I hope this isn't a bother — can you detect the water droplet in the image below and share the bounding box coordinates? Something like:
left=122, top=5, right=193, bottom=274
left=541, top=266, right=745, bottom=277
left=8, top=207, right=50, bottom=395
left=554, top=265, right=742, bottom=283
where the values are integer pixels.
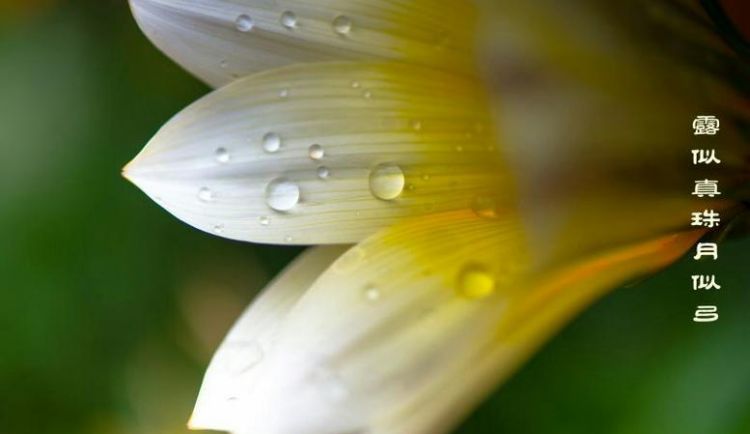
left=279, top=88, right=289, bottom=98
left=198, top=187, right=215, bottom=202
left=265, top=178, right=300, bottom=212
left=369, top=163, right=405, bottom=201
left=457, top=264, right=496, bottom=299
left=280, top=11, right=297, bottom=29
left=235, top=14, right=254, bottom=32
left=411, top=120, right=423, bottom=131
left=333, top=246, right=365, bottom=274
left=222, top=341, right=264, bottom=374
left=215, top=147, right=230, bottom=163
left=363, top=90, right=373, bottom=99
left=407, top=183, right=416, bottom=191
left=308, top=144, right=325, bottom=160
left=455, top=145, right=464, bottom=152
left=262, top=132, right=282, bottom=153
left=317, top=166, right=330, bottom=179
left=351, top=81, right=361, bottom=89
left=364, top=285, right=381, bottom=302
left=421, top=173, right=431, bottom=181
left=258, top=215, right=270, bottom=226
left=332, top=15, right=352, bottom=35
left=284, top=235, right=294, bottom=243
left=219, top=59, right=229, bottom=69
left=213, top=224, right=225, bottom=234
left=471, top=196, right=498, bottom=219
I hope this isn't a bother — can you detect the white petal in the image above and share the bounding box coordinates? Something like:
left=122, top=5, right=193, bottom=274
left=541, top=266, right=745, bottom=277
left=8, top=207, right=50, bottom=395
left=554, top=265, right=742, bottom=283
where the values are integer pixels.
left=129, top=0, right=477, bottom=87
left=124, top=62, right=505, bottom=245
left=188, top=245, right=347, bottom=432
left=232, top=211, right=702, bottom=434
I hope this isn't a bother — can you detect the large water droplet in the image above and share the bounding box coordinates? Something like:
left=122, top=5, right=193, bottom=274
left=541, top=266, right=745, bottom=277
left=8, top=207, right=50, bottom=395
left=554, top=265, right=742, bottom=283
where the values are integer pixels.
left=265, top=178, right=300, bottom=212
left=280, top=11, right=297, bottom=29
left=198, top=187, right=215, bottom=202
left=369, top=163, right=405, bottom=200
left=222, top=341, right=264, bottom=374
left=332, top=15, right=352, bottom=35
left=308, top=144, right=325, bottom=160
left=215, top=147, right=230, bottom=163
left=457, top=264, right=496, bottom=299
left=262, top=132, right=282, bottom=153
left=235, top=14, right=254, bottom=32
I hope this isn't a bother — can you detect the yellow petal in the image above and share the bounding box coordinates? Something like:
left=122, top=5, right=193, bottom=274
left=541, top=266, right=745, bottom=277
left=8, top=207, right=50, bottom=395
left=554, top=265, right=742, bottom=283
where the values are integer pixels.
left=129, top=0, right=477, bottom=87
left=229, top=211, right=702, bottom=434
left=124, top=62, right=507, bottom=245
left=188, top=245, right=347, bottom=432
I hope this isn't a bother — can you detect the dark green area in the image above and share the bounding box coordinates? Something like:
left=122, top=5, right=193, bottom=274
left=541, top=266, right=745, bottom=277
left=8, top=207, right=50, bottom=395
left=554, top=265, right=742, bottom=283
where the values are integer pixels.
left=0, top=2, right=747, bottom=434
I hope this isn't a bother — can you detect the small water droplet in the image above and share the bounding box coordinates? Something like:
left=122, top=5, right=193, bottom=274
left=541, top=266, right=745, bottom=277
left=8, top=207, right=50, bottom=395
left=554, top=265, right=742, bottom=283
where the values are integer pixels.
left=407, top=183, right=416, bottom=191
left=457, top=264, right=496, bottom=299
left=280, top=11, right=297, bottom=29
left=219, top=59, right=229, bottom=69
left=213, top=224, right=225, bottom=234
left=369, top=163, right=405, bottom=201
left=455, top=145, right=464, bottom=152
left=279, top=88, right=289, bottom=98
left=311, top=366, right=349, bottom=401
left=308, top=144, right=325, bottom=160
left=262, top=132, right=282, bottom=153
left=411, top=120, right=423, bottom=131
left=471, top=196, right=498, bottom=219
left=265, top=178, right=300, bottom=212
left=215, top=147, right=230, bottom=163
left=364, top=285, right=381, bottom=302
left=332, top=15, right=352, bottom=35
left=351, top=81, right=361, bottom=89
left=421, top=173, right=431, bottom=181
left=235, top=14, right=254, bottom=32
left=198, top=187, right=215, bottom=202
left=258, top=215, right=270, bottom=226
left=317, top=166, right=330, bottom=179
left=284, top=235, right=294, bottom=243
left=223, top=341, right=264, bottom=374
left=333, top=246, right=365, bottom=274
left=363, top=90, right=373, bottom=99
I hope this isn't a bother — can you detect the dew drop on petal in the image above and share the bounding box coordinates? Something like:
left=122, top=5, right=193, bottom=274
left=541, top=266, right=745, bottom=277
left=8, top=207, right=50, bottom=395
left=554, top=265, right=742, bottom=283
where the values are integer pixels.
left=235, top=14, right=254, bottom=32
left=265, top=178, right=300, bottom=212
left=222, top=341, right=264, bottom=374
left=363, top=90, right=373, bottom=99
left=279, top=88, right=289, bottom=98
left=308, top=144, right=325, bottom=160
left=284, top=235, right=294, bottom=243
left=280, top=11, right=297, bottom=29
left=317, top=166, right=330, bottom=179
left=411, top=120, right=423, bottom=131
left=258, top=215, right=270, bottom=226
left=364, top=285, right=381, bottom=302
left=369, top=163, right=405, bottom=201
left=198, top=187, right=215, bottom=202
left=351, top=81, right=361, bottom=89
left=471, top=196, right=498, bottom=219
left=262, top=132, right=282, bottom=153
left=213, top=224, right=225, bottom=234
left=457, top=264, right=496, bottom=299
left=215, top=147, right=230, bottom=163
left=219, top=59, right=229, bottom=69
left=332, top=15, right=352, bottom=35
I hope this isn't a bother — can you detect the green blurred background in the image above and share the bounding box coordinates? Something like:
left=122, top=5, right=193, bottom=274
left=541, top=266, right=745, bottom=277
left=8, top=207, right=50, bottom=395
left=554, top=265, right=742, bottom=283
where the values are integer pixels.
left=0, top=1, right=748, bottom=434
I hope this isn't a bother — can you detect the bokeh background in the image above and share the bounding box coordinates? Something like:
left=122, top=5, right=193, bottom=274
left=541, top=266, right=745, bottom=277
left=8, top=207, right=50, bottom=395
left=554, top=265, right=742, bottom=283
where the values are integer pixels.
left=1, top=1, right=749, bottom=434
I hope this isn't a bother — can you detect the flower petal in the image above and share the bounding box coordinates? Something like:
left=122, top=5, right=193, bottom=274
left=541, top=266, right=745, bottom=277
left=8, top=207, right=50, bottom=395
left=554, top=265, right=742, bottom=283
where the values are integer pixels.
left=124, top=62, right=505, bottom=245
left=188, top=245, right=347, bottom=432
left=231, top=211, right=702, bottom=434
left=129, top=0, right=477, bottom=87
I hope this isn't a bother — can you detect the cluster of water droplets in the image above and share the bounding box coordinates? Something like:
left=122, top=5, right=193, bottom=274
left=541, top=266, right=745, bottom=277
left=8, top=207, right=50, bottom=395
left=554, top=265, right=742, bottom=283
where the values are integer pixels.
left=231, top=11, right=353, bottom=35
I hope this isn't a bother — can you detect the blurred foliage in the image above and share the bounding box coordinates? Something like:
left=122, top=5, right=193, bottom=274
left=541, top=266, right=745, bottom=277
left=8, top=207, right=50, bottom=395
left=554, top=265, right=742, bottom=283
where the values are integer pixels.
left=0, top=1, right=747, bottom=434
